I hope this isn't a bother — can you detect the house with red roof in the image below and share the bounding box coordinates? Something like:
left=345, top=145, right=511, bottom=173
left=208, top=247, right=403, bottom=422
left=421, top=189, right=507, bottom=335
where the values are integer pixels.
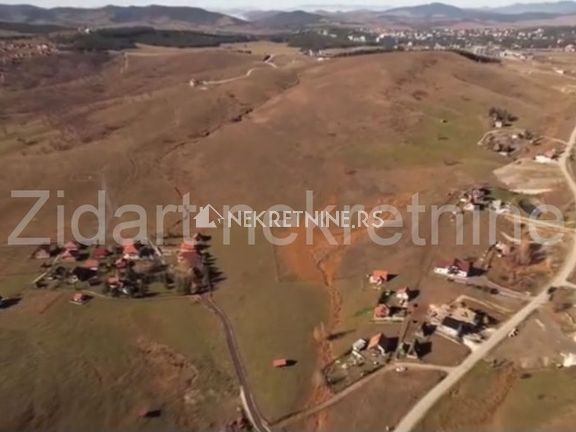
left=122, top=240, right=139, bottom=259
left=373, top=304, right=391, bottom=320
left=368, top=333, right=388, bottom=355
left=368, top=270, right=389, bottom=286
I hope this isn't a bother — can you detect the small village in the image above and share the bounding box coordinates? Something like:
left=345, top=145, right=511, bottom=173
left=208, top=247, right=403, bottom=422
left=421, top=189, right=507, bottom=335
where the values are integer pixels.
left=0, top=38, right=57, bottom=65
left=30, top=233, right=218, bottom=304
left=323, top=260, right=504, bottom=392
left=479, top=108, right=566, bottom=163
left=316, top=103, right=571, bottom=399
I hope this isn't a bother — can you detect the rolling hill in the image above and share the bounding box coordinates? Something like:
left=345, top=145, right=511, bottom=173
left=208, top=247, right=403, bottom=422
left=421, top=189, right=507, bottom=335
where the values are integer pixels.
left=0, top=4, right=247, bottom=30
left=490, top=1, right=576, bottom=14
left=252, top=10, right=328, bottom=29
left=382, top=2, right=467, bottom=18
left=378, top=2, right=566, bottom=23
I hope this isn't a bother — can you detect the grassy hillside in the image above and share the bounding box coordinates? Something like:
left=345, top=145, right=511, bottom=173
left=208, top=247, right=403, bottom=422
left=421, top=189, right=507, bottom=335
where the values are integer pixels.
left=1, top=43, right=576, bottom=429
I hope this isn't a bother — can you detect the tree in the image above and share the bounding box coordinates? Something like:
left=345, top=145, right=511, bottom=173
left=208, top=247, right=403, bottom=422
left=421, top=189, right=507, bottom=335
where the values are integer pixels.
left=175, top=269, right=191, bottom=295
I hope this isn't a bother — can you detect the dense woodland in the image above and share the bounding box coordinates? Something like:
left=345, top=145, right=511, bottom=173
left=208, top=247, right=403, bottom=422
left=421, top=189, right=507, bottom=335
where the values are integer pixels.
left=0, top=21, right=69, bottom=35
left=59, top=27, right=255, bottom=51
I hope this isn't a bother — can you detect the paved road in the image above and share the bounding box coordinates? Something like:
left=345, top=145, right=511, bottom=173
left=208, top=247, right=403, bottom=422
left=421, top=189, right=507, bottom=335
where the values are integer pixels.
left=199, top=296, right=272, bottom=432
left=394, top=120, right=576, bottom=432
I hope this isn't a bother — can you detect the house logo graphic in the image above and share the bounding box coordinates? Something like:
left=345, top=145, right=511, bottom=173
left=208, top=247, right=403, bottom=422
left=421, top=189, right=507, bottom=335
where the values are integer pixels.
left=194, top=205, right=224, bottom=228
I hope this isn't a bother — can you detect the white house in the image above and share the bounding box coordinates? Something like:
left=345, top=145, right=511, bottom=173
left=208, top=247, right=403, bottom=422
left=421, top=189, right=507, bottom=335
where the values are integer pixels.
left=534, top=154, right=556, bottom=164
left=434, top=259, right=472, bottom=279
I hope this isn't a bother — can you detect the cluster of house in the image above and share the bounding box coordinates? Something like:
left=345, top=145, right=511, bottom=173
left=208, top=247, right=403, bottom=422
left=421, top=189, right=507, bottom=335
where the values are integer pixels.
left=458, top=186, right=492, bottom=212
left=454, top=185, right=511, bottom=215
left=33, top=239, right=163, bottom=298
left=373, top=287, right=413, bottom=322
left=0, top=39, right=56, bottom=65
left=483, top=129, right=535, bottom=157
left=481, top=127, right=565, bottom=164
left=366, top=270, right=416, bottom=322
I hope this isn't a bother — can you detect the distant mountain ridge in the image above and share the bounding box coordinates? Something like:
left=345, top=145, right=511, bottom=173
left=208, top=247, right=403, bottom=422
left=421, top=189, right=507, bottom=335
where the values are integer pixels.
left=489, top=1, right=576, bottom=14
left=378, top=1, right=570, bottom=22
left=1, top=2, right=576, bottom=31
left=252, top=10, right=328, bottom=29
left=383, top=2, right=466, bottom=18
left=0, top=4, right=247, bottom=29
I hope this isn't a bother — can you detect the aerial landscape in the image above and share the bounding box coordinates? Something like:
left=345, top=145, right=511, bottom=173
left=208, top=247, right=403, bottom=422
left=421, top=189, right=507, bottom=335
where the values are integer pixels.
left=5, top=0, right=576, bottom=431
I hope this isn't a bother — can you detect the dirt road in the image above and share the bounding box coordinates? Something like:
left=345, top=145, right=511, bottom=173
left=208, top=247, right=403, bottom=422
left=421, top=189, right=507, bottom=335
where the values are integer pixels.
left=203, top=55, right=277, bottom=86
left=394, top=120, right=576, bottom=432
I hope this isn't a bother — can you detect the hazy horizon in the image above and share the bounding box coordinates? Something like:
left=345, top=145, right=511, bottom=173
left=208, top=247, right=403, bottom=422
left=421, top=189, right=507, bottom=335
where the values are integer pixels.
left=0, top=0, right=570, bottom=11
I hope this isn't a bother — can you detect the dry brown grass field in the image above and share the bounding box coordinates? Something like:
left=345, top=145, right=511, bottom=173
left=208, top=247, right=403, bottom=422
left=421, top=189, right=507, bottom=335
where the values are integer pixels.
left=2, top=42, right=576, bottom=430
left=416, top=361, right=576, bottom=432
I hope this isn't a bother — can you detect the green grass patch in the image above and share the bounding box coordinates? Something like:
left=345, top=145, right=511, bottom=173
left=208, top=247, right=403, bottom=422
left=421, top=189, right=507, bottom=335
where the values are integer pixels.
left=210, top=226, right=329, bottom=421
left=0, top=295, right=235, bottom=431
left=340, top=102, right=500, bottom=172
left=353, top=306, right=372, bottom=318
left=496, top=368, right=576, bottom=430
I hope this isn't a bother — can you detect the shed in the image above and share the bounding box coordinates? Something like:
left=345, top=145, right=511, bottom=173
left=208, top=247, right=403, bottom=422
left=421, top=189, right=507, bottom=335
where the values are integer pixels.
left=273, top=358, right=288, bottom=368
left=70, top=292, right=88, bottom=305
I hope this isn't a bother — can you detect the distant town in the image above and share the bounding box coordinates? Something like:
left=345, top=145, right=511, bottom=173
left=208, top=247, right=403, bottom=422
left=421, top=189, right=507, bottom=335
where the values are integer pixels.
left=297, top=25, right=576, bottom=58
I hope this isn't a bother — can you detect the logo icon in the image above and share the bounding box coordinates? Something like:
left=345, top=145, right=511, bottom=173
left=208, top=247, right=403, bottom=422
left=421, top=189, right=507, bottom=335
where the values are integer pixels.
left=194, top=205, right=224, bottom=228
